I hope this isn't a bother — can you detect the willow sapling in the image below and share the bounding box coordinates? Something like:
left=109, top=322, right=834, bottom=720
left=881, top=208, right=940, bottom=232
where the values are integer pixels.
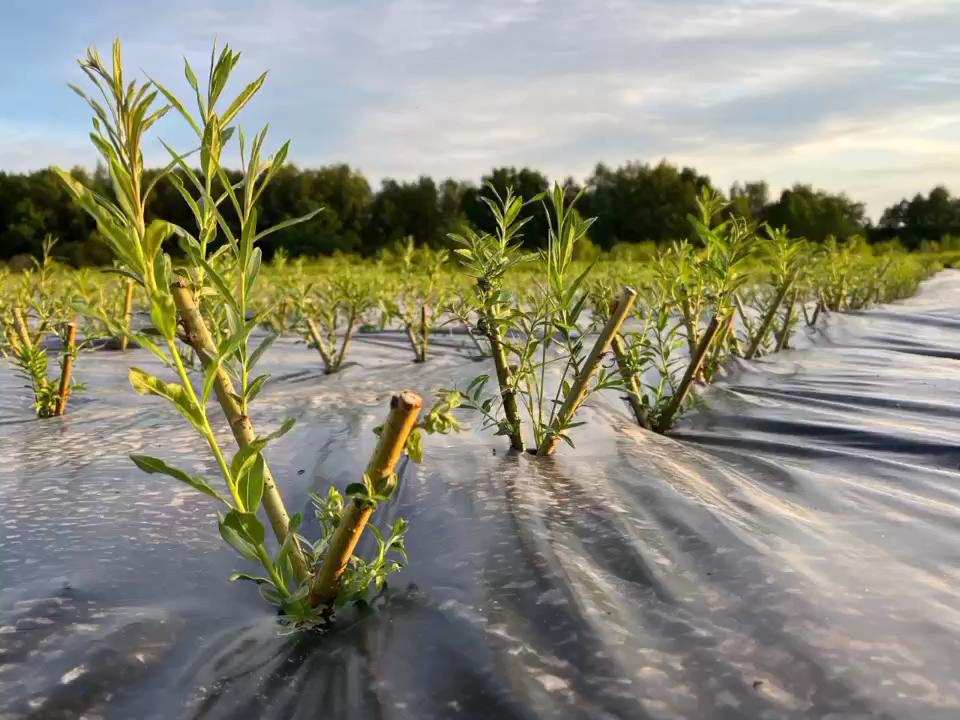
left=449, top=185, right=536, bottom=451
left=9, top=315, right=86, bottom=418
left=298, top=275, right=372, bottom=374
left=58, top=39, right=459, bottom=625
left=309, top=391, right=422, bottom=606
left=651, top=189, right=754, bottom=432
left=744, top=282, right=791, bottom=358
left=379, top=238, right=449, bottom=363
left=536, top=286, right=636, bottom=455
left=452, top=183, right=634, bottom=453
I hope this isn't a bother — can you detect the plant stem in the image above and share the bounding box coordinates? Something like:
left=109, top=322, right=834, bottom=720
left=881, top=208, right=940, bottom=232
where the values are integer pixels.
left=120, top=279, right=135, bottom=352
left=2, top=322, right=20, bottom=356
left=165, top=337, right=244, bottom=510
left=655, top=310, right=724, bottom=433
left=704, top=309, right=735, bottom=383
left=610, top=331, right=650, bottom=429
left=419, top=304, right=429, bottom=362
left=170, top=279, right=310, bottom=583
left=775, top=290, right=798, bottom=352
left=306, top=318, right=334, bottom=372
left=487, top=320, right=525, bottom=451
left=333, top=308, right=358, bottom=371
left=12, top=308, right=31, bottom=349
left=745, top=272, right=796, bottom=359
left=309, top=390, right=422, bottom=607
left=733, top=292, right=754, bottom=353
left=54, top=322, right=77, bottom=417
left=537, top=287, right=637, bottom=456
left=806, top=298, right=823, bottom=327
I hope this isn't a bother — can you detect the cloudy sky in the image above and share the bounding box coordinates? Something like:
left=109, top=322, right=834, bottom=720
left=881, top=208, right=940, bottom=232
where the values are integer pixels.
left=2, top=0, right=958, bottom=218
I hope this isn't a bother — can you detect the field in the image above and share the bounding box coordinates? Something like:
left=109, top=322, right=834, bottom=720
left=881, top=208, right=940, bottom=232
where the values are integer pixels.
left=2, top=40, right=960, bottom=719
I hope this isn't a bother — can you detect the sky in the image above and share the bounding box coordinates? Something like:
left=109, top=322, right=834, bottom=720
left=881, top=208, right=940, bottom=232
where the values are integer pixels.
left=1, top=0, right=959, bottom=220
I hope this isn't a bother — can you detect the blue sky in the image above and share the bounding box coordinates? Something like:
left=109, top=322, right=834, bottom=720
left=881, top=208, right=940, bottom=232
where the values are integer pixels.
left=2, top=0, right=959, bottom=219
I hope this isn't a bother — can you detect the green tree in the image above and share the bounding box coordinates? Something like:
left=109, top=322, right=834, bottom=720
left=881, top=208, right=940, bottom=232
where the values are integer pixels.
left=763, top=185, right=866, bottom=242
left=581, top=161, right=713, bottom=248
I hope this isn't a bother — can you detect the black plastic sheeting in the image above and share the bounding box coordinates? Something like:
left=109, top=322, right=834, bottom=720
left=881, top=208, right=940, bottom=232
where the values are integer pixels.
left=2, top=271, right=960, bottom=719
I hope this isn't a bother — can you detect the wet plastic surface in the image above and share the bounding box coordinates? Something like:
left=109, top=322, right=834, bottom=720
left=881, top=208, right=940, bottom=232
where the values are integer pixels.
left=2, top=272, right=959, bottom=719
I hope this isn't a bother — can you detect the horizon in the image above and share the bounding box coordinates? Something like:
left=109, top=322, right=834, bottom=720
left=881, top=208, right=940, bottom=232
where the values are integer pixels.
left=2, top=0, right=958, bottom=222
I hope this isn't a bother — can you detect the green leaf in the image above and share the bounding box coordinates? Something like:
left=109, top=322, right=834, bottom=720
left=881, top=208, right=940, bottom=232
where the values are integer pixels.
left=197, top=256, right=240, bottom=313
left=218, top=514, right=259, bottom=561
left=200, top=114, right=222, bottom=181
left=253, top=209, right=324, bottom=244
left=129, top=454, right=228, bottom=504
left=222, top=508, right=266, bottom=546
left=345, top=482, right=368, bottom=498
left=128, top=368, right=206, bottom=431
left=263, top=417, right=296, bottom=443
left=245, top=374, right=270, bottom=404
left=249, top=334, right=275, bottom=371
left=143, top=219, right=175, bottom=262
left=238, top=454, right=265, bottom=512
left=229, top=572, right=275, bottom=586
left=149, top=292, right=177, bottom=341
left=275, top=512, right=303, bottom=568
left=406, top=428, right=424, bottom=464
left=221, top=71, right=268, bottom=125
left=230, top=447, right=262, bottom=485
left=201, top=361, right=224, bottom=407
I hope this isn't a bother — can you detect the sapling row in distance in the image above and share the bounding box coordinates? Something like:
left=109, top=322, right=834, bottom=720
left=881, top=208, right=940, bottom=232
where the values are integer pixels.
left=57, top=41, right=457, bottom=627
left=378, top=238, right=451, bottom=363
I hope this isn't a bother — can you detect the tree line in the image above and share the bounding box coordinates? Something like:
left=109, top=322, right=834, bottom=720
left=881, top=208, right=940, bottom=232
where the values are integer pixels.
left=0, top=160, right=954, bottom=266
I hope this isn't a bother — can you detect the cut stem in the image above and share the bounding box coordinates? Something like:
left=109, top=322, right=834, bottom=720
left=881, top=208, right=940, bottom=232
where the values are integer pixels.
left=775, top=290, right=798, bottom=352
left=170, top=279, right=310, bottom=583
left=333, top=309, right=358, bottom=371
left=309, top=390, right=423, bottom=607
left=12, top=308, right=31, bottom=349
left=655, top=310, right=725, bottom=433
left=704, top=309, right=735, bottom=383
left=537, top=287, right=638, bottom=456
left=54, top=322, right=77, bottom=417
left=4, top=319, right=22, bottom=355
left=745, top=272, right=796, bottom=359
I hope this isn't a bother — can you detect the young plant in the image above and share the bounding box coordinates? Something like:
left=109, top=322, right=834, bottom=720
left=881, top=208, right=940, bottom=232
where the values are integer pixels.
left=8, top=317, right=85, bottom=418
left=57, top=40, right=457, bottom=626
left=451, top=183, right=636, bottom=454
left=612, top=190, right=753, bottom=433
left=379, top=238, right=450, bottom=363
left=4, top=241, right=90, bottom=417
left=653, top=191, right=753, bottom=431
left=294, top=272, right=373, bottom=374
